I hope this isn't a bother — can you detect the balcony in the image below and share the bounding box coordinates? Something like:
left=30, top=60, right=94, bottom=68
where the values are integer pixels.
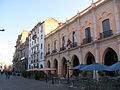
left=52, top=49, right=57, bottom=54
left=99, top=30, right=113, bottom=39
left=60, top=46, right=66, bottom=52
left=83, top=37, right=92, bottom=44
left=70, top=42, right=77, bottom=48
left=46, top=51, right=50, bottom=55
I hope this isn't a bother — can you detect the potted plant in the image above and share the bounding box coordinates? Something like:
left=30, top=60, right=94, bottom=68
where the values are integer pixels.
left=21, top=71, right=27, bottom=78
left=27, top=71, right=31, bottom=78
left=38, top=72, right=44, bottom=81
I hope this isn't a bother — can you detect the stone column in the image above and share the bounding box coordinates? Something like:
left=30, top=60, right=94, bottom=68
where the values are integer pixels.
left=58, top=55, right=62, bottom=77
left=117, top=38, right=120, bottom=61
left=66, top=25, right=69, bottom=48
left=92, top=9, right=97, bottom=40
left=114, top=0, right=120, bottom=34
left=79, top=48, right=82, bottom=64
left=94, top=44, right=99, bottom=63
left=78, top=18, right=81, bottom=45
left=57, top=32, right=60, bottom=51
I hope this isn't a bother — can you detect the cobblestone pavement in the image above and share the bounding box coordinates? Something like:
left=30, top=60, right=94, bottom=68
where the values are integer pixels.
left=0, top=74, right=81, bottom=90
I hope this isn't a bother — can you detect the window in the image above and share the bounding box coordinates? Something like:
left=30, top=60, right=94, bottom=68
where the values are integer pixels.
left=62, top=36, right=65, bottom=47
left=85, top=27, right=91, bottom=43
left=102, top=19, right=111, bottom=38
left=37, top=37, right=39, bottom=42
left=41, top=25, right=43, bottom=32
left=38, top=29, right=39, bottom=34
left=73, top=31, right=76, bottom=44
left=54, top=40, right=57, bottom=50
left=41, top=44, right=43, bottom=49
left=41, top=52, right=43, bottom=59
left=41, top=35, right=43, bottom=39
left=37, top=46, right=39, bottom=51
left=48, top=44, right=50, bottom=52
left=102, top=19, right=110, bottom=32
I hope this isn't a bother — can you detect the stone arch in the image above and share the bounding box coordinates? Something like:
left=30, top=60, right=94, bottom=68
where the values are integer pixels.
left=40, top=64, right=43, bottom=68
left=71, top=55, right=80, bottom=76
left=61, top=57, right=67, bottom=77
left=102, top=47, right=118, bottom=76
left=53, top=59, right=58, bottom=75
left=47, top=60, right=51, bottom=68
left=84, top=52, right=96, bottom=65
left=102, top=47, right=118, bottom=65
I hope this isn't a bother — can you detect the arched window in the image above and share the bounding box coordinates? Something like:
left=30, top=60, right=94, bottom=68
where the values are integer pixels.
left=85, top=27, right=91, bottom=43
left=54, top=40, right=57, bottom=50
left=102, top=19, right=110, bottom=32
left=73, top=31, right=76, bottom=44
left=102, top=19, right=111, bottom=38
left=48, top=44, right=50, bottom=52
left=62, top=36, right=65, bottom=47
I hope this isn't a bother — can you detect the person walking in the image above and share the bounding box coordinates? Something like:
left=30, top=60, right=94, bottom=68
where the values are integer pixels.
left=5, top=71, right=8, bottom=80
left=8, top=72, right=10, bottom=79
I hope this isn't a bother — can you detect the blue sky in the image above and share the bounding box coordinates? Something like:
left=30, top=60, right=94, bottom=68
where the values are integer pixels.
left=0, top=0, right=98, bottom=64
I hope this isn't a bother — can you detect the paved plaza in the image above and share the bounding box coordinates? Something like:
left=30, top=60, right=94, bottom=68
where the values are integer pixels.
left=0, top=74, right=80, bottom=90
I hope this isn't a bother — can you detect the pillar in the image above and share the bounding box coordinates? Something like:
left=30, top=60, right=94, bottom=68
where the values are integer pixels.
left=92, top=9, right=97, bottom=40
left=114, top=0, right=120, bottom=34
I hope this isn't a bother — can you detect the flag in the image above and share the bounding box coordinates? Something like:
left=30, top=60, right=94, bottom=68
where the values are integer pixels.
left=67, top=39, right=71, bottom=47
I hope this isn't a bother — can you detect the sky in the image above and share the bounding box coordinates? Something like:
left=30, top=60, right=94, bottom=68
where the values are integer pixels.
left=0, top=0, right=98, bottom=64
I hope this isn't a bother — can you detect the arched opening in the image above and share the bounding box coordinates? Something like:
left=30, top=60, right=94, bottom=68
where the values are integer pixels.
left=47, top=61, right=51, bottom=68
left=72, top=55, right=79, bottom=76
left=54, top=59, right=58, bottom=75
left=73, top=31, right=76, bottom=44
left=40, top=64, right=43, bottom=68
left=62, top=57, right=67, bottom=77
left=104, top=48, right=118, bottom=76
left=62, top=36, right=65, bottom=47
left=86, top=52, right=95, bottom=65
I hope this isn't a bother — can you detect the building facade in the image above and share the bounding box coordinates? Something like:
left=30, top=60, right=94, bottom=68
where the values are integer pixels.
left=13, top=30, right=29, bottom=72
left=45, top=0, right=120, bottom=76
left=28, top=17, right=59, bottom=69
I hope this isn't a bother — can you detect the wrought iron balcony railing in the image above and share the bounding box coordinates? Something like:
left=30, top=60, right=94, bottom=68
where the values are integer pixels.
left=60, top=46, right=66, bottom=52
left=52, top=49, right=57, bottom=54
left=46, top=51, right=50, bottom=55
left=70, top=42, right=77, bottom=48
left=83, top=37, right=92, bottom=44
left=99, top=30, right=113, bottom=39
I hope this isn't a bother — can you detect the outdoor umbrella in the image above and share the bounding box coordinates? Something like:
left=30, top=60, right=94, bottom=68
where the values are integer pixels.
left=80, top=63, right=108, bottom=71
left=70, top=64, right=87, bottom=70
left=80, top=63, right=108, bottom=81
left=104, top=61, right=120, bottom=71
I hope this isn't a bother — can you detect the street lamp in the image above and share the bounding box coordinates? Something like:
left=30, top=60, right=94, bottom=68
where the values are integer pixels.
left=66, top=60, right=71, bottom=83
left=0, top=29, right=5, bottom=31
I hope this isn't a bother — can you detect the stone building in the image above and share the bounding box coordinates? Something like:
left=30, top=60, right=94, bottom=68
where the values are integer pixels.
left=28, top=17, right=59, bottom=69
left=13, top=30, right=29, bottom=72
left=44, top=0, right=120, bottom=76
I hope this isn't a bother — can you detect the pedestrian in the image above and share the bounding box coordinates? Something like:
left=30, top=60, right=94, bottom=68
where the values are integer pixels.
left=8, top=72, right=10, bottom=79
left=44, top=74, right=48, bottom=83
left=5, top=71, right=8, bottom=80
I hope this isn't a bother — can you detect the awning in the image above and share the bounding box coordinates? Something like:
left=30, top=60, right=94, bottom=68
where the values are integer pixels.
left=37, top=68, right=56, bottom=71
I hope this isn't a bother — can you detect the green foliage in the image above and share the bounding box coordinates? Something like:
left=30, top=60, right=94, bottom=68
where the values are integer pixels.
left=82, top=71, right=87, bottom=77
left=99, top=71, right=104, bottom=76
left=27, top=71, right=31, bottom=78
left=21, top=71, right=27, bottom=78
left=114, top=74, right=119, bottom=77
left=34, top=71, right=44, bottom=80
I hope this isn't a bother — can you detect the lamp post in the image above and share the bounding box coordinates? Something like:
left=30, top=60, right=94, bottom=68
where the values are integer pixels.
left=67, top=60, right=71, bottom=83
left=0, top=29, right=5, bottom=31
